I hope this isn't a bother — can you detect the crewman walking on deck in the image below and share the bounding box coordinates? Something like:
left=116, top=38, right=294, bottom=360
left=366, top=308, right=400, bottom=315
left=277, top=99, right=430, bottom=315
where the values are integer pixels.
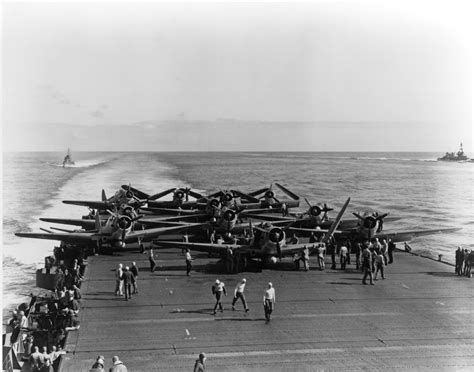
left=232, top=278, right=249, bottom=312
left=374, top=251, right=386, bottom=280
left=212, top=279, right=227, bottom=314
left=361, top=245, right=374, bottom=285
left=148, top=248, right=156, bottom=273
left=263, top=282, right=276, bottom=321
left=193, top=353, right=206, bottom=372
left=185, top=249, right=193, bottom=276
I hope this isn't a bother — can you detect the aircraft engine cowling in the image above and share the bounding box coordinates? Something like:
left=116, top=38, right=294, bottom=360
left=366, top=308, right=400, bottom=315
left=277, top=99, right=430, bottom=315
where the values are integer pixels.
left=363, top=216, right=378, bottom=229
left=222, top=209, right=236, bottom=222
left=122, top=206, right=135, bottom=218
left=221, top=192, right=234, bottom=203
left=175, top=190, right=185, bottom=200
left=265, top=190, right=275, bottom=199
left=117, top=216, right=132, bottom=230
left=125, top=190, right=134, bottom=199
left=309, top=205, right=322, bottom=217
left=209, top=199, right=220, bottom=208
left=268, top=227, right=284, bottom=244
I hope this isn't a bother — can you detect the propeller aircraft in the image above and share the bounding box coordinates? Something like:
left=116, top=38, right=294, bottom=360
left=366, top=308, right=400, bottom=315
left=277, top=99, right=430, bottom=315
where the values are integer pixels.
left=288, top=208, right=460, bottom=244
left=15, top=210, right=201, bottom=252
left=154, top=197, right=351, bottom=272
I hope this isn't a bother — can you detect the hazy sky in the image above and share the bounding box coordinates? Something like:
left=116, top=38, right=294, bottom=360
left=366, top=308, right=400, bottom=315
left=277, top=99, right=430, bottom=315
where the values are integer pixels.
left=2, top=1, right=472, bottom=151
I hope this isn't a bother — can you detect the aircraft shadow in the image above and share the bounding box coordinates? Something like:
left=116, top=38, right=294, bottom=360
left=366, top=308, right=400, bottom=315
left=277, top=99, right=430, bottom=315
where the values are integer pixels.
left=326, top=281, right=357, bottom=285
left=425, top=272, right=457, bottom=277
left=170, top=308, right=212, bottom=315
left=214, top=318, right=264, bottom=322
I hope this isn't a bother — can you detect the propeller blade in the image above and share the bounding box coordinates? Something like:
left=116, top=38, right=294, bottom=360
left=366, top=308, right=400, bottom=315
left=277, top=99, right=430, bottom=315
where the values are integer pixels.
left=322, top=197, right=351, bottom=243
left=247, top=187, right=270, bottom=198
left=352, top=212, right=364, bottom=220
left=323, top=204, right=333, bottom=212
left=377, top=213, right=389, bottom=220
left=231, top=190, right=260, bottom=203
left=304, top=197, right=313, bottom=209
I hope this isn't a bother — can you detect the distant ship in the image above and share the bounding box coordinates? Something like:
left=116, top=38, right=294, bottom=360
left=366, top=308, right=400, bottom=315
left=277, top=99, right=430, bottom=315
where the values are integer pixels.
left=62, top=148, right=75, bottom=167
left=438, top=142, right=470, bottom=162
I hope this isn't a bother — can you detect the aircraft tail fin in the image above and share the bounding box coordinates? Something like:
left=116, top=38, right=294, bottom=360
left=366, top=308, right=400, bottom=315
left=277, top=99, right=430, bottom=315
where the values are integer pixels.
left=322, top=197, right=350, bottom=243
left=102, top=189, right=107, bottom=201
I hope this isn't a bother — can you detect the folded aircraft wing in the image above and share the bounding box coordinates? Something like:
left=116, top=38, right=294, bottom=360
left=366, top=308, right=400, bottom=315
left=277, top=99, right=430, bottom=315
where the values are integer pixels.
left=39, top=218, right=97, bottom=230
left=155, top=241, right=245, bottom=255
left=63, top=200, right=110, bottom=210
left=124, top=223, right=203, bottom=242
left=15, top=231, right=95, bottom=244
left=376, top=228, right=461, bottom=243
left=140, top=207, right=201, bottom=216
left=244, top=213, right=293, bottom=221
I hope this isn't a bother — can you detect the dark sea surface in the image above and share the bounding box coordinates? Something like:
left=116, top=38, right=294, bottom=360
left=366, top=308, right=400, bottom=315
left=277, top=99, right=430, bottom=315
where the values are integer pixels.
left=2, top=152, right=473, bottom=323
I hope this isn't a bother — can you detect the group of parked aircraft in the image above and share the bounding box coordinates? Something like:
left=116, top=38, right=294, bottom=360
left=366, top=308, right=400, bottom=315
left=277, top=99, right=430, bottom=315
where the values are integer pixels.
left=15, top=183, right=459, bottom=272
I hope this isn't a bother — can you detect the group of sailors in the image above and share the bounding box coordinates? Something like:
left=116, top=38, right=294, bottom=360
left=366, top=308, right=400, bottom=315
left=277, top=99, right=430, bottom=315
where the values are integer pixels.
left=6, top=260, right=85, bottom=371
left=455, top=246, right=473, bottom=277
left=114, top=262, right=139, bottom=300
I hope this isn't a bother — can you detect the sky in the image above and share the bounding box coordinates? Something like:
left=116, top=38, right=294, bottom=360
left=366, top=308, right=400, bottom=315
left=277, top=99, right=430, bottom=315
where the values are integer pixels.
left=1, top=1, right=472, bottom=151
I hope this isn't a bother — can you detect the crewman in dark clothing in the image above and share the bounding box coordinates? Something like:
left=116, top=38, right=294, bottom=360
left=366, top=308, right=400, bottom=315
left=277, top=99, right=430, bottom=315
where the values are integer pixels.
left=225, top=247, right=234, bottom=273
left=130, top=262, right=139, bottom=293
left=388, top=239, right=395, bottom=264
left=193, top=353, right=206, bottom=372
left=361, top=246, right=374, bottom=285
left=455, top=246, right=463, bottom=275
left=327, top=237, right=336, bottom=270
left=289, top=233, right=299, bottom=244
left=121, top=267, right=135, bottom=301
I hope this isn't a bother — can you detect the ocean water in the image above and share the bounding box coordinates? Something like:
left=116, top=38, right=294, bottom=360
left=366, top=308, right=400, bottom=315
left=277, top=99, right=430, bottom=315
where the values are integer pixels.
left=3, top=152, right=473, bottom=322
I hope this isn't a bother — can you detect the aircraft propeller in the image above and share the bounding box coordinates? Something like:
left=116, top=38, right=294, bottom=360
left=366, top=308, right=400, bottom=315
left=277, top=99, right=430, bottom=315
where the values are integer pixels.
left=352, top=211, right=389, bottom=235
left=304, top=198, right=333, bottom=218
